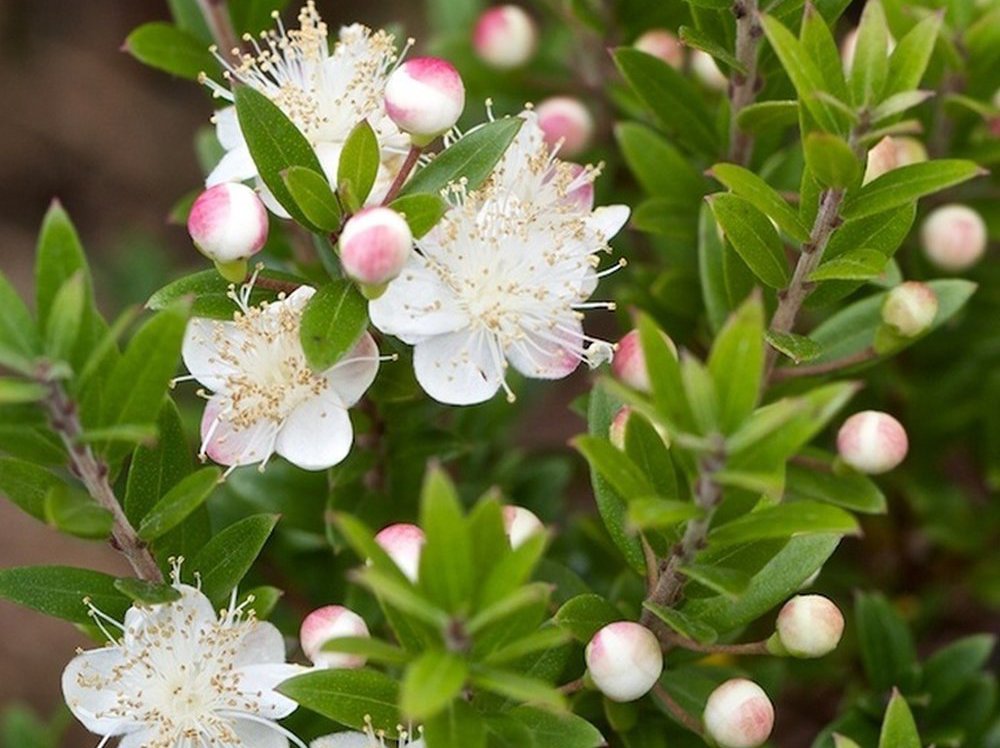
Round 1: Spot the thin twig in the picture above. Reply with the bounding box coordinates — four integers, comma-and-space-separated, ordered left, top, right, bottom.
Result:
39, 370, 163, 582
659, 631, 771, 655
195, 0, 241, 58
248, 274, 303, 295
653, 684, 704, 735
728, 0, 762, 165
558, 677, 586, 695
381, 145, 423, 206
771, 347, 877, 381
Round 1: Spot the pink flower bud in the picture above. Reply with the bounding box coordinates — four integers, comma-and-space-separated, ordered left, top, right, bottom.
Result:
502, 505, 544, 548
384, 57, 465, 144
612, 329, 677, 393
374, 523, 426, 583
609, 406, 632, 449
776, 594, 844, 658
339, 207, 413, 287
882, 282, 938, 338
535, 97, 594, 158
691, 50, 727, 91
634, 29, 684, 69
921, 204, 988, 272
188, 183, 268, 264
703, 679, 775, 748
299, 605, 370, 669
837, 410, 908, 475
585, 622, 663, 702
863, 136, 899, 185
473, 5, 538, 69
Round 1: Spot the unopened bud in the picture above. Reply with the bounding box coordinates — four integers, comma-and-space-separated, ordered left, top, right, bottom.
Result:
374, 523, 426, 583
585, 622, 663, 702
882, 282, 938, 338
611, 329, 677, 393
775, 594, 844, 658
921, 204, 988, 272
535, 97, 594, 158
837, 410, 908, 475
188, 183, 268, 281
691, 50, 727, 91
384, 57, 465, 145
863, 136, 899, 185
893, 136, 928, 166
299, 605, 370, 669
634, 29, 684, 69
703, 679, 775, 748
339, 207, 413, 288
473, 5, 538, 69
502, 505, 544, 549
609, 406, 632, 449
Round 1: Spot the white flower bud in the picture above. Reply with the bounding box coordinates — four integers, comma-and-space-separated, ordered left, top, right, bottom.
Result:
921, 204, 988, 272
611, 329, 677, 393
384, 57, 465, 145
535, 97, 594, 158
300, 605, 370, 669
502, 505, 544, 549
837, 410, 908, 475
609, 406, 632, 450
374, 523, 426, 583
585, 622, 663, 702
863, 136, 899, 185
776, 594, 845, 658
703, 679, 775, 748
473, 5, 538, 69
882, 282, 938, 338
339, 207, 413, 288
188, 183, 268, 281
893, 136, 928, 166
691, 50, 727, 91
634, 29, 684, 69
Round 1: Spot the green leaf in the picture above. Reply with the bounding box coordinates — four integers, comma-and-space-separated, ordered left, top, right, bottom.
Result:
709, 501, 860, 547
849, 0, 889, 104
841, 160, 984, 219
0, 566, 128, 624
481, 626, 571, 665
574, 436, 654, 501
678, 26, 746, 73
709, 194, 790, 289
44, 485, 113, 539
124, 22, 219, 81
356, 567, 449, 628
708, 294, 764, 433
786, 461, 886, 514
809, 248, 887, 281
643, 602, 717, 644
136, 466, 220, 542
878, 690, 921, 748
710, 164, 810, 242
113, 577, 182, 605
508, 706, 605, 748
0, 458, 65, 522
418, 466, 474, 613
0, 271, 40, 372
35, 201, 90, 337
616, 123, 706, 201
0, 379, 47, 405
699, 203, 732, 334
764, 331, 822, 364
804, 133, 861, 189
338, 120, 380, 209
470, 666, 565, 710
167, 0, 213, 42
44, 273, 85, 364
234, 85, 326, 226
279, 668, 402, 738
189, 514, 278, 604
678, 563, 750, 598
637, 314, 693, 433
624, 413, 677, 498
554, 593, 621, 642
321, 636, 409, 666
627, 496, 701, 531
424, 701, 487, 748
855, 592, 918, 693
389, 193, 449, 239
281, 166, 341, 232
870, 90, 934, 124
147, 269, 305, 318
401, 118, 523, 197
229, 0, 291, 36
884, 12, 942, 97
401, 651, 468, 720
299, 280, 368, 371
613, 48, 720, 156
735, 100, 799, 136
800, 3, 848, 101
923, 634, 996, 711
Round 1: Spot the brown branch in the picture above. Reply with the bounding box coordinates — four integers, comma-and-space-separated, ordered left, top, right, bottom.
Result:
659, 630, 771, 655
381, 145, 423, 206
249, 274, 303, 295
728, 0, 762, 165
771, 347, 877, 381
196, 0, 241, 58
653, 684, 704, 735
558, 677, 586, 695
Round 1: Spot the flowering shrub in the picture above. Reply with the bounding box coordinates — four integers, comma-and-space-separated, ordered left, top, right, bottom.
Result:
0, 0, 997, 746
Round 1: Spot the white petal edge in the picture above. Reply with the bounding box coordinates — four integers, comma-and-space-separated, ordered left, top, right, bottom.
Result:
324, 332, 379, 407
275, 396, 353, 471
200, 396, 278, 468
61, 647, 133, 737
506, 317, 584, 380
412, 329, 504, 406
310, 733, 375, 748
588, 204, 631, 241
233, 717, 291, 748
369, 259, 469, 344
182, 318, 240, 391
235, 663, 307, 719
206, 146, 258, 188
237, 620, 287, 666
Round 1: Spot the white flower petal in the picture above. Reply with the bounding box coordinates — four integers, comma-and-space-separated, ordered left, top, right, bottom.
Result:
233, 717, 291, 748
413, 329, 503, 405
369, 259, 469, 344
237, 621, 287, 666
214, 106, 245, 151
206, 146, 258, 187
325, 332, 379, 407
61, 647, 132, 736
201, 396, 278, 467
257, 177, 292, 219
311, 733, 375, 748
506, 317, 583, 380
235, 663, 307, 719
182, 318, 240, 391
124, 585, 216, 649
275, 395, 353, 470
588, 205, 630, 241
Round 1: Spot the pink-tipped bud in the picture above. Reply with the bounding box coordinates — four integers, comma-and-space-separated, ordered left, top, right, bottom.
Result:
384, 57, 465, 144
882, 282, 938, 338
704, 679, 775, 748
609, 406, 633, 450
776, 594, 845, 658
535, 97, 594, 158
634, 29, 684, 69
863, 136, 899, 185
339, 207, 413, 287
691, 50, 727, 91
374, 523, 426, 582
612, 329, 677, 393
893, 137, 928, 167
473, 5, 538, 69
837, 410, 908, 475
585, 622, 663, 702
921, 204, 988, 272
188, 183, 268, 278
502, 505, 544, 549
299, 605, 370, 669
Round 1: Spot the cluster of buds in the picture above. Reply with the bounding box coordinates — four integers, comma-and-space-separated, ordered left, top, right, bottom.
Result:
339, 207, 414, 294
881, 282, 939, 338
187, 182, 269, 282
534, 97, 594, 157
585, 622, 663, 702
611, 328, 678, 393
384, 57, 466, 145
921, 204, 988, 272
837, 410, 909, 474
299, 605, 371, 669
473, 5, 538, 69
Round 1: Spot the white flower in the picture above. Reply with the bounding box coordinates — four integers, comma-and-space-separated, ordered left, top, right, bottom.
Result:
369, 112, 629, 405
62, 565, 306, 748
312, 721, 424, 748
202, 2, 409, 215
180, 280, 380, 474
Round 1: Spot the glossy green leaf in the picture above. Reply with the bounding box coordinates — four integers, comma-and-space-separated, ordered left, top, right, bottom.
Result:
849, 0, 889, 104
424, 700, 487, 748
113, 577, 182, 605
282, 166, 341, 232
624, 413, 677, 498
764, 331, 822, 364
710, 164, 810, 242
808, 248, 887, 281
0, 566, 128, 624
147, 269, 306, 319
856, 592, 918, 693
0, 271, 40, 373
418, 466, 474, 612
884, 12, 942, 97
626, 497, 700, 531
574, 436, 654, 501
708, 294, 764, 433
401, 651, 468, 720
508, 706, 605, 748
43, 484, 113, 539
389, 193, 449, 238
804, 133, 860, 189
124, 22, 219, 81
735, 101, 799, 136
800, 3, 848, 101
878, 690, 920, 748
322, 636, 410, 666
470, 666, 565, 710
786, 461, 886, 514
699, 203, 732, 334
922, 634, 996, 711
841, 160, 984, 219
338, 120, 380, 209
616, 123, 706, 201
137, 466, 220, 542
0, 379, 47, 405
709, 501, 859, 547
677, 563, 750, 599
644, 602, 717, 644
299, 280, 368, 372
44, 273, 85, 364
678, 26, 745, 73
0, 458, 65, 522
279, 668, 401, 738
709, 194, 790, 289
554, 593, 622, 642
189, 514, 278, 605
